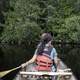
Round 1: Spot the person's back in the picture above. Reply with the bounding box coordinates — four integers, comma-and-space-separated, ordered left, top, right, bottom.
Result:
35, 33, 58, 72
35, 44, 53, 71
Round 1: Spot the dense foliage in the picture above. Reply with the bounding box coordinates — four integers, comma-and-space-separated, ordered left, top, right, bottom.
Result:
0, 0, 80, 45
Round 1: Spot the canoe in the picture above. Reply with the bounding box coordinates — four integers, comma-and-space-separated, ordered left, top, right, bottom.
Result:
15, 59, 77, 80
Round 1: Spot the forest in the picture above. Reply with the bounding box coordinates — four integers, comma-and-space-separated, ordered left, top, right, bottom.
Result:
0, 0, 80, 46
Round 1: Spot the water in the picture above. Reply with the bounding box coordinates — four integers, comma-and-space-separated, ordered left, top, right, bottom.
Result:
0, 44, 80, 80
55, 44, 80, 80
0, 44, 34, 71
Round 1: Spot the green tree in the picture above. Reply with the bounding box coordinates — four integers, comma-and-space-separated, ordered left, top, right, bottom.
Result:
1, 0, 80, 44
63, 15, 80, 41
1, 0, 41, 45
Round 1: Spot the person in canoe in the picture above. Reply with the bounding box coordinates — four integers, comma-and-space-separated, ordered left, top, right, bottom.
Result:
21, 32, 59, 79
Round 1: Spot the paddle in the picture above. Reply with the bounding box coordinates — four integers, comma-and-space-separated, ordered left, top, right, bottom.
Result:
0, 66, 21, 80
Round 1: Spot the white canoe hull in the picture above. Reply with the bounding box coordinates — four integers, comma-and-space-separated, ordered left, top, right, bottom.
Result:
15, 59, 77, 80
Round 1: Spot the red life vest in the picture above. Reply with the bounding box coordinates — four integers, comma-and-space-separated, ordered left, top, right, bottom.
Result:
35, 54, 53, 71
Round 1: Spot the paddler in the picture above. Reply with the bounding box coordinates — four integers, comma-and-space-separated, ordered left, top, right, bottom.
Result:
21, 32, 59, 79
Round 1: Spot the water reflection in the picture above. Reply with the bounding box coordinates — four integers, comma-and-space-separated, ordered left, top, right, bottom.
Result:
62, 47, 80, 80
0, 44, 34, 71
56, 44, 80, 80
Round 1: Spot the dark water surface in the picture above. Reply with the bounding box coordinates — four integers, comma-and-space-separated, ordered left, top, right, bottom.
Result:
0, 44, 80, 80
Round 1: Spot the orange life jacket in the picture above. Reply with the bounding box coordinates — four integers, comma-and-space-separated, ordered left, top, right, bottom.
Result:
35, 55, 53, 71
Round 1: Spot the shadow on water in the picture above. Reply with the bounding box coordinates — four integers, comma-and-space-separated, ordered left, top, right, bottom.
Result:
0, 44, 35, 71
0, 44, 80, 80
55, 44, 80, 80
64, 47, 80, 80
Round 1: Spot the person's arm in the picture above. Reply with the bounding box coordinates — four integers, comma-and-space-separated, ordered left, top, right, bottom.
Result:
21, 42, 41, 68
21, 53, 37, 68
51, 48, 60, 70
53, 52, 60, 70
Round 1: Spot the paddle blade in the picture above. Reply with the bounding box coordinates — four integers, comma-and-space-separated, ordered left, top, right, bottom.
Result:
0, 70, 12, 78
0, 66, 21, 80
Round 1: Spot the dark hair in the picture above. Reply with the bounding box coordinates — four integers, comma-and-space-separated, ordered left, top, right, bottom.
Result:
37, 33, 53, 54
42, 31, 53, 37
48, 31, 53, 37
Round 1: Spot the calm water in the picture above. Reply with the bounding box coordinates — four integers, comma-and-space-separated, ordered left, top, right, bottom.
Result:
0, 44, 80, 80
